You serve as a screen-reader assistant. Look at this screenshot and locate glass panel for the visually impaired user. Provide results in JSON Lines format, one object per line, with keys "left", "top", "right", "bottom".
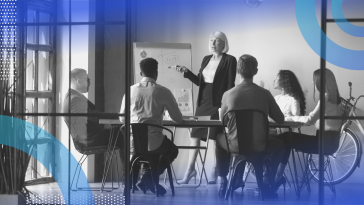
{"left": 39, "top": 26, "right": 50, "bottom": 45}
{"left": 71, "top": 0, "right": 91, "bottom": 22}
{"left": 26, "top": 50, "right": 35, "bottom": 90}
{"left": 327, "top": 0, "right": 364, "bottom": 19}
{"left": 37, "top": 98, "right": 52, "bottom": 177}
{"left": 38, "top": 98, "right": 50, "bottom": 131}
{"left": 71, "top": 26, "right": 89, "bottom": 72}
{"left": 38, "top": 51, "right": 50, "bottom": 91}
{"left": 25, "top": 98, "right": 35, "bottom": 125}
{"left": 25, "top": 98, "right": 35, "bottom": 180}
{"left": 39, "top": 12, "right": 50, "bottom": 23}
{"left": 27, "top": 10, "right": 36, "bottom": 44}
{"left": 39, "top": 12, "right": 51, "bottom": 45}
{"left": 104, "top": 0, "right": 126, "bottom": 22}
{"left": 27, "top": 26, "right": 36, "bottom": 44}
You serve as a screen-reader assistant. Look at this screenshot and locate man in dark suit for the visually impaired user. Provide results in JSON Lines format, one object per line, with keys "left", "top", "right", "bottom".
{"left": 63, "top": 68, "right": 124, "bottom": 178}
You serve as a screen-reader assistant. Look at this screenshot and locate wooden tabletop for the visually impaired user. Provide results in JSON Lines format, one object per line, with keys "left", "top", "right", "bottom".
{"left": 99, "top": 119, "right": 304, "bottom": 128}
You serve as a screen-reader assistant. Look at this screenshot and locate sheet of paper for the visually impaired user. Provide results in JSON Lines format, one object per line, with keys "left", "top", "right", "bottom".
{"left": 174, "top": 88, "right": 193, "bottom": 116}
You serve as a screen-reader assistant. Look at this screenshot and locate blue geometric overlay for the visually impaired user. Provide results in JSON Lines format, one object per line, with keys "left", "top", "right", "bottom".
{"left": 295, "top": 0, "right": 364, "bottom": 70}
{"left": 0, "top": 115, "right": 94, "bottom": 205}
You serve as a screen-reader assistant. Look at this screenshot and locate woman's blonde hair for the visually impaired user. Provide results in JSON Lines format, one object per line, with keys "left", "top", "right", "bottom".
{"left": 313, "top": 68, "right": 341, "bottom": 104}
{"left": 208, "top": 31, "right": 229, "bottom": 53}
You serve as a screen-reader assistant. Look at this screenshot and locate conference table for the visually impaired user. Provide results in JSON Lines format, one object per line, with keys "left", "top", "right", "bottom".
{"left": 99, "top": 119, "right": 304, "bottom": 196}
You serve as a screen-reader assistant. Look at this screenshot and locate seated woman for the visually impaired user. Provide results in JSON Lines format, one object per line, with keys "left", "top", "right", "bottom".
{"left": 273, "top": 68, "right": 342, "bottom": 193}
{"left": 272, "top": 70, "right": 306, "bottom": 134}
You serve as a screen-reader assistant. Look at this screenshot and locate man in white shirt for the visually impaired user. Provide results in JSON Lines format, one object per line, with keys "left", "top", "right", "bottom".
{"left": 120, "top": 58, "right": 183, "bottom": 195}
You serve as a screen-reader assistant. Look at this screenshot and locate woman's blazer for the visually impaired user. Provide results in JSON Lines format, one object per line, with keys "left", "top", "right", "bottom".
{"left": 184, "top": 53, "right": 237, "bottom": 107}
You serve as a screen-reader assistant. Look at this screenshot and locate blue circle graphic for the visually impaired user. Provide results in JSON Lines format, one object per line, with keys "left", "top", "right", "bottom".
{"left": 332, "top": 0, "right": 364, "bottom": 37}
{"left": 296, "top": 0, "right": 364, "bottom": 70}
{"left": 0, "top": 115, "right": 94, "bottom": 205}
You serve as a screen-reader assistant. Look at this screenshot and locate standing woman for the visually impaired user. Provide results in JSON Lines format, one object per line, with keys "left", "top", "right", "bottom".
{"left": 273, "top": 68, "right": 342, "bottom": 193}
{"left": 175, "top": 31, "right": 237, "bottom": 184}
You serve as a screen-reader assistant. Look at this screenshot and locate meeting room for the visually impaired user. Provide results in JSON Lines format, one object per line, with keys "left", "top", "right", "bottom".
{"left": 1, "top": 0, "right": 364, "bottom": 205}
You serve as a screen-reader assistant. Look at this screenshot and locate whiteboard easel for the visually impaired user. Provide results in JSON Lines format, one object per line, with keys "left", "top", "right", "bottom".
{"left": 133, "top": 42, "right": 194, "bottom": 116}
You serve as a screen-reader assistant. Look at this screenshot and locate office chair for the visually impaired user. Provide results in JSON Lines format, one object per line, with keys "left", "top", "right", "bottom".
{"left": 130, "top": 123, "right": 175, "bottom": 197}
{"left": 64, "top": 119, "right": 121, "bottom": 192}
{"left": 222, "top": 109, "right": 271, "bottom": 200}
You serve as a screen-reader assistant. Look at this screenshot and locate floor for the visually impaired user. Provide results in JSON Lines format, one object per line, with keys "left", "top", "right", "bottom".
{"left": 25, "top": 180, "right": 364, "bottom": 205}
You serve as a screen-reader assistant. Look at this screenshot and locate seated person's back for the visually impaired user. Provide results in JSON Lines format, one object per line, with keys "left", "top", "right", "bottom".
{"left": 215, "top": 54, "right": 284, "bottom": 198}
{"left": 120, "top": 58, "right": 183, "bottom": 195}
{"left": 221, "top": 80, "right": 284, "bottom": 152}
{"left": 121, "top": 64, "right": 183, "bottom": 151}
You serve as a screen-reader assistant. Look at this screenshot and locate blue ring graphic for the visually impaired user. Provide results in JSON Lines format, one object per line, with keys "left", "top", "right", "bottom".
{"left": 332, "top": 0, "right": 364, "bottom": 37}
{"left": 0, "top": 115, "right": 94, "bottom": 205}
{"left": 296, "top": 0, "right": 364, "bottom": 70}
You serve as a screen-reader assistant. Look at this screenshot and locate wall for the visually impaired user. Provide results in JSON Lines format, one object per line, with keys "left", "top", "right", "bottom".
{"left": 134, "top": 0, "right": 364, "bottom": 183}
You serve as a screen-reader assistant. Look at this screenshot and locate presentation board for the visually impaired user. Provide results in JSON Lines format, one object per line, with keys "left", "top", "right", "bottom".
{"left": 133, "top": 42, "right": 194, "bottom": 115}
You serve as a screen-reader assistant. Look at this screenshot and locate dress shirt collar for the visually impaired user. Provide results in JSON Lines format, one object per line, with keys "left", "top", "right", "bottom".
{"left": 140, "top": 77, "right": 156, "bottom": 83}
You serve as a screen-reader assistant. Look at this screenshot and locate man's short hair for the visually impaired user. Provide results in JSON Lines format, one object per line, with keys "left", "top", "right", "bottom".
{"left": 140, "top": 58, "right": 158, "bottom": 77}
{"left": 237, "top": 54, "right": 258, "bottom": 79}
{"left": 71, "top": 68, "right": 87, "bottom": 81}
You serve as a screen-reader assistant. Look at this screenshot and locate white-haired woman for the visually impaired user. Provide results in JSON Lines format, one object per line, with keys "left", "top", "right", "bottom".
{"left": 175, "top": 31, "right": 237, "bottom": 184}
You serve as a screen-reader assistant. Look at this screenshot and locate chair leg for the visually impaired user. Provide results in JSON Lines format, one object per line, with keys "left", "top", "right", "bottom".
{"left": 301, "top": 152, "right": 311, "bottom": 193}
{"left": 76, "top": 156, "right": 88, "bottom": 189}
{"left": 131, "top": 162, "right": 135, "bottom": 194}
{"left": 297, "top": 153, "right": 310, "bottom": 193}
{"left": 130, "top": 157, "right": 144, "bottom": 194}
{"left": 243, "top": 162, "right": 252, "bottom": 184}
{"left": 70, "top": 155, "right": 86, "bottom": 190}
{"left": 251, "top": 159, "right": 265, "bottom": 201}
{"left": 148, "top": 156, "right": 159, "bottom": 197}
{"left": 115, "top": 154, "right": 121, "bottom": 189}
{"left": 224, "top": 156, "right": 236, "bottom": 199}
{"left": 101, "top": 149, "right": 118, "bottom": 192}
{"left": 166, "top": 158, "right": 175, "bottom": 196}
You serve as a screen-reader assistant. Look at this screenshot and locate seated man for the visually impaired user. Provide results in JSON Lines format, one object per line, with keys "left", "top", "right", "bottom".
{"left": 215, "top": 54, "right": 285, "bottom": 197}
{"left": 120, "top": 58, "right": 183, "bottom": 196}
{"left": 63, "top": 68, "right": 124, "bottom": 175}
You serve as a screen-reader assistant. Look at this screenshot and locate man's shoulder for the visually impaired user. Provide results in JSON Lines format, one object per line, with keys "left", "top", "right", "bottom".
{"left": 65, "top": 90, "right": 83, "bottom": 101}
{"left": 253, "top": 84, "right": 271, "bottom": 95}
{"left": 233, "top": 83, "right": 271, "bottom": 96}
{"left": 153, "top": 84, "right": 172, "bottom": 92}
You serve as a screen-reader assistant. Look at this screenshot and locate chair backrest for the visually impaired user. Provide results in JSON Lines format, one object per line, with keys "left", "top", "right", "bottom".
{"left": 222, "top": 109, "right": 269, "bottom": 155}
{"left": 131, "top": 123, "right": 173, "bottom": 155}
{"left": 63, "top": 118, "right": 86, "bottom": 153}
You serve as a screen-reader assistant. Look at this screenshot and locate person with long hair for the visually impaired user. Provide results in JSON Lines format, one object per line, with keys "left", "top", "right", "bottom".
{"left": 174, "top": 31, "right": 237, "bottom": 184}
{"left": 274, "top": 70, "right": 306, "bottom": 117}
{"left": 272, "top": 70, "right": 306, "bottom": 134}
{"left": 273, "top": 68, "right": 342, "bottom": 193}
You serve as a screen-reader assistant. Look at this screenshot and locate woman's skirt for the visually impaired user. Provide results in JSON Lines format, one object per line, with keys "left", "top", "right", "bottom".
{"left": 190, "top": 83, "right": 222, "bottom": 141}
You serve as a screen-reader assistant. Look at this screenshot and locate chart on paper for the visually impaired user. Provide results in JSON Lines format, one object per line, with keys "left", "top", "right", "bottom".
{"left": 174, "top": 89, "right": 193, "bottom": 115}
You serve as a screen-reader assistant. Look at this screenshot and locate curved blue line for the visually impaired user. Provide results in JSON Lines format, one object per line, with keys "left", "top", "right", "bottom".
{"left": 332, "top": 0, "right": 364, "bottom": 37}
{"left": 295, "top": 0, "right": 364, "bottom": 70}
{"left": 0, "top": 115, "right": 94, "bottom": 205}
